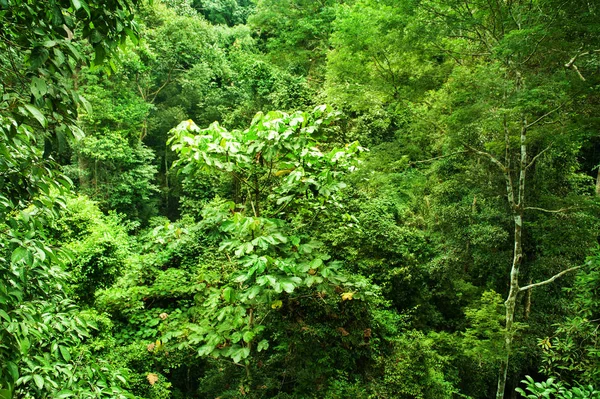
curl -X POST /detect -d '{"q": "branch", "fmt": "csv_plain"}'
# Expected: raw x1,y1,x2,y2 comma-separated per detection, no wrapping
463,143,507,172
524,206,575,213
564,49,600,81
526,142,553,170
519,265,581,292
150,66,175,103
525,104,565,129
565,51,588,68
410,151,468,165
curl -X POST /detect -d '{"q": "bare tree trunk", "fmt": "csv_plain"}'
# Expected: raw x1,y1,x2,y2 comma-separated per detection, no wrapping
496,118,527,399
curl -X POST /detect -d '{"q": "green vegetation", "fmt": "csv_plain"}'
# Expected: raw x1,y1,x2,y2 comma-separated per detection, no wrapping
1,0,599,398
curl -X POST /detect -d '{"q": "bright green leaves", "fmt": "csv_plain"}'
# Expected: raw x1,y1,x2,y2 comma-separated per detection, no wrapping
257,339,269,352
170,105,364,219
167,106,370,371
30,77,48,100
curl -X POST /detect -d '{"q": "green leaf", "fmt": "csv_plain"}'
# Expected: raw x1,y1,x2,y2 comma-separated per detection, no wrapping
31,77,48,99
281,280,296,293
20,338,30,354
33,374,44,390
125,28,139,45
6,361,18,381
0,309,10,322
0,389,12,399
257,339,269,352
23,104,47,127
242,330,255,343
223,287,235,303
59,345,71,361
231,347,250,363
11,247,28,264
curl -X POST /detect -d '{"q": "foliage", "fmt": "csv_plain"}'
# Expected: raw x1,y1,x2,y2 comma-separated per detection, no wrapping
0,0,141,396
539,250,600,386
3,0,600,397
165,106,383,394
516,376,600,399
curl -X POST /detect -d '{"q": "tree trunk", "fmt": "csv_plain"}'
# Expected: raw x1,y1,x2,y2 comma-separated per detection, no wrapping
496,208,523,399
496,118,527,399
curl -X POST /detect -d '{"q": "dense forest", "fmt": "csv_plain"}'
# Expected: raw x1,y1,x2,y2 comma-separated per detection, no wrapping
1,0,600,398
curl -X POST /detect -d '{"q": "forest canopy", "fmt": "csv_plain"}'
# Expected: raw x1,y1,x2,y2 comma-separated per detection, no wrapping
1,0,600,398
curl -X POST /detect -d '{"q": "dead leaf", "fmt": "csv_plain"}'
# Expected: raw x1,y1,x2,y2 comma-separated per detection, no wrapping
147,373,159,386
337,327,350,336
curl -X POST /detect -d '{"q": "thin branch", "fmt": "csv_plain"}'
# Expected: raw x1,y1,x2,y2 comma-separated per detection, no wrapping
519,265,581,292
526,142,553,170
524,206,575,213
463,143,507,172
565,51,588,68
520,31,548,65
150,66,174,103
410,151,468,165
520,2,567,65
246,186,258,217
571,64,587,82
525,103,565,129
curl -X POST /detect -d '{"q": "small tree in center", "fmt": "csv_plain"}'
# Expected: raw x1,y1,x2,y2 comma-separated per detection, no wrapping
167,106,375,391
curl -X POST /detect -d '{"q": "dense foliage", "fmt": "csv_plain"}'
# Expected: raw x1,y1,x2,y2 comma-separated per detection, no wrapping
1,0,600,398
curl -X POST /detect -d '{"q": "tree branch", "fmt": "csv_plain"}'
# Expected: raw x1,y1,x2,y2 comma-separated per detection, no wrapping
564,49,600,81
524,206,575,213
463,143,507,172
525,104,565,129
526,143,553,170
410,151,468,165
519,265,581,292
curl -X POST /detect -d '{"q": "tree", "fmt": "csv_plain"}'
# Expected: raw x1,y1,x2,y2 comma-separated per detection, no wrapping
166,105,385,394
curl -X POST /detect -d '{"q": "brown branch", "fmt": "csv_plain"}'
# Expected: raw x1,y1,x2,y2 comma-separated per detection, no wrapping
150,68,174,104
519,266,581,292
